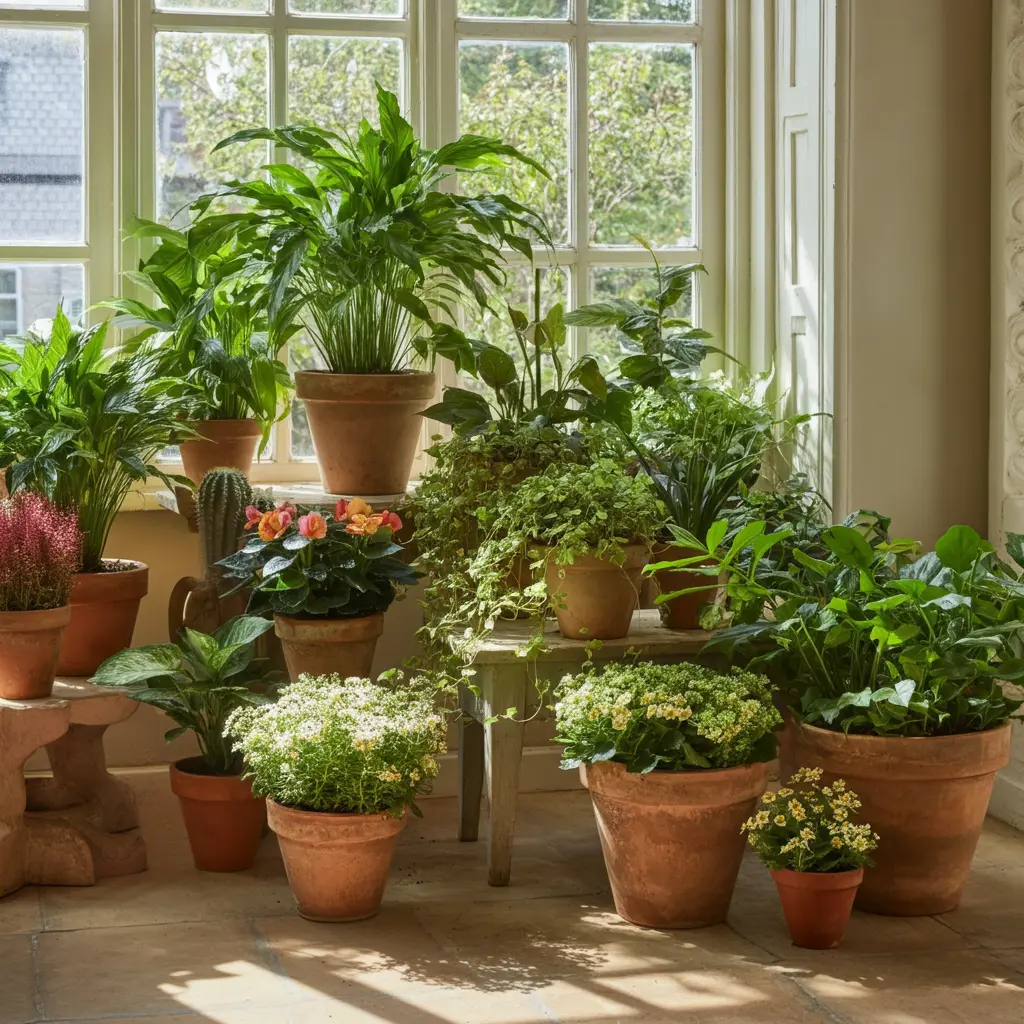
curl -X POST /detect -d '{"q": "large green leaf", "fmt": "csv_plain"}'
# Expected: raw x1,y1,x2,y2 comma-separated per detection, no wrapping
92,645,185,687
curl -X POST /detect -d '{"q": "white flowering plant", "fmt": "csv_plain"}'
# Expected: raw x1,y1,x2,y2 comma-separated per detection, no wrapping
554,661,781,774
741,768,878,872
226,671,447,816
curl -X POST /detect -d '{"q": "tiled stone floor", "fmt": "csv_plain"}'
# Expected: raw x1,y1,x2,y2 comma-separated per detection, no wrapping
2,771,1024,1023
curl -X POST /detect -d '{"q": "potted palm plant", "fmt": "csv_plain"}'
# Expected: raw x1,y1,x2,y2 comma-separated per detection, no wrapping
217,498,419,680
102,218,296,484
555,660,780,928
228,672,447,921
192,84,551,496
93,615,280,872
0,492,81,700
0,307,196,675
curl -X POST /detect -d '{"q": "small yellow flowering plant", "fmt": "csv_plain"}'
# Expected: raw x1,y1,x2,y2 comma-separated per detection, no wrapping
555,661,781,773
226,671,447,817
741,768,879,872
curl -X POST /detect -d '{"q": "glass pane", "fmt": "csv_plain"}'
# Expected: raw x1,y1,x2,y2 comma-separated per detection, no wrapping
589,0,694,22
156,32,270,226
0,264,85,343
0,1,86,7
289,336,326,461
459,0,568,17
587,265,692,375
288,36,402,137
156,1,269,11
459,41,569,244
0,29,84,243
589,43,693,246
289,0,402,14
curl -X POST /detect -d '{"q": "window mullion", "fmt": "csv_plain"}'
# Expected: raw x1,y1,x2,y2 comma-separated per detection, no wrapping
572,0,589,361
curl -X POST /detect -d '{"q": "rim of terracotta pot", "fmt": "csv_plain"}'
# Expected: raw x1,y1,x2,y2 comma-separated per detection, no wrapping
183,418,262,442
266,798,406,842
0,605,72,632
770,867,864,891
294,369,437,403
70,560,149,603
581,758,770,807
542,542,650,572
169,757,257,802
273,612,385,644
789,718,1012,780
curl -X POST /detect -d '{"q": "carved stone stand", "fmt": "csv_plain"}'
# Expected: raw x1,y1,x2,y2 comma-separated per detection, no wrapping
1,680,146,897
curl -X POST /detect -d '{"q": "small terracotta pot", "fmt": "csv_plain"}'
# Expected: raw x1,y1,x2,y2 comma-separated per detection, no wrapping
0,605,72,700
771,867,863,949
582,759,769,928
294,370,436,496
545,543,649,640
267,798,406,922
273,612,384,682
780,717,1011,915
169,757,266,872
57,561,149,677
179,419,262,485
652,543,720,630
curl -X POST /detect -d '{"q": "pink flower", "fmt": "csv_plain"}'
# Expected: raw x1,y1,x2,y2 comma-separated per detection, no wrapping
298,512,327,540
379,510,403,532
334,498,349,521
244,506,262,530
276,500,297,519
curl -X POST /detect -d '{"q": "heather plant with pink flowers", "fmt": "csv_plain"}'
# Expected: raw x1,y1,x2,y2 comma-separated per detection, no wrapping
0,492,82,612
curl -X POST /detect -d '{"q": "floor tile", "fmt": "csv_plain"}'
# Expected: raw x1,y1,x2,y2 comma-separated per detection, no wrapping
0,888,42,936
0,934,39,1024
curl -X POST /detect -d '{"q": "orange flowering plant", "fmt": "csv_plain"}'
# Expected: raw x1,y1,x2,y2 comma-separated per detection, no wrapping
218,498,419,619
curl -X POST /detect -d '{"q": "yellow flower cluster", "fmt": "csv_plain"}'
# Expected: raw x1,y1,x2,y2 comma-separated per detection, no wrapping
377,766,403,783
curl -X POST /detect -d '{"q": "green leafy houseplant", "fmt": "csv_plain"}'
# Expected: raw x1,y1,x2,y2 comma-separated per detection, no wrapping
0,307,195,571
92,615,279,775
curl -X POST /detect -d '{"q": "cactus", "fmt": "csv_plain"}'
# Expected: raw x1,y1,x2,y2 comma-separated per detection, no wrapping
197,468,253,570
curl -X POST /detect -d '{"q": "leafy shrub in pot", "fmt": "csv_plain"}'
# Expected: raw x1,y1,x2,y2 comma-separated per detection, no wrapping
555,660,780,927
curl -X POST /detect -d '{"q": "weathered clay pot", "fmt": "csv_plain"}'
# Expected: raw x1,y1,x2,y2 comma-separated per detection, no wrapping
267,798,406,921
652,543,720,630
0,605,72,700
780,717,1011,915
273,612,383,682
294,370,436,496
169,757,266,872
179,418,261,485
58,560,149,677
582,759,769,928
771,867,863,949
545,543,648,640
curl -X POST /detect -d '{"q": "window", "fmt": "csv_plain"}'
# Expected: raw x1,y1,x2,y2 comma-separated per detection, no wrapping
0,266,18,337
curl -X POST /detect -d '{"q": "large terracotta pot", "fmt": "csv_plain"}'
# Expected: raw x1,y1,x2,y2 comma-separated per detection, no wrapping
582,759,769,928
273,612,383,682
179,418,261,485
545,543,648,640
771,867,863,949
780,717,1011,915
294,370,436,496
652,543,720,630
0,605,72,700
58,560,149,677
267,798,406,922
169,757,266,872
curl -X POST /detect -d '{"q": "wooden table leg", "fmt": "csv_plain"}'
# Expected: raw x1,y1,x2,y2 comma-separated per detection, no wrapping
458,685,484,843
482,665,527,887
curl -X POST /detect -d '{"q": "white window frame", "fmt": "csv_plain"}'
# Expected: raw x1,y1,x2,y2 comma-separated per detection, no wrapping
0,265,22,336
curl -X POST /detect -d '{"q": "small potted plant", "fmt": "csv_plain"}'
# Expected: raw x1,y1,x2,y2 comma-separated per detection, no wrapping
93,615,279,872
218,498,419,680
742,767,878,949
555,660,780,928
227,672,447,922
486,458,665,640
0,492,81,700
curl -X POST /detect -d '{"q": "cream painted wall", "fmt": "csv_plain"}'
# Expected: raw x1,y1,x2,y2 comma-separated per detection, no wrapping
833,0,992,545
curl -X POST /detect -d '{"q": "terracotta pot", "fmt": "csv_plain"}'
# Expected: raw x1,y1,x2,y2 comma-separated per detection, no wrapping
0,605,72,700
771,867,863,949
58,561,149,677
179,418,261,485
267,798,406,922
545,543,649,640
169,757,266,872
273,612,384,682
781,717,1011,915
652,543,720,630
582,759,769,928
294,370,436,496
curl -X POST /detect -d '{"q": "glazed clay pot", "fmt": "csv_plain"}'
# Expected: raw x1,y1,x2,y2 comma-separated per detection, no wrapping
771,868,864,949
58,560,149,677
545,543,648,640
294,370,436,496
0,606,72,700
273,613,383,682
169,757,266,872
179,419,261,485
652,544,720,631
267,798,406,922
582,759,769,928
780,717,1011,915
